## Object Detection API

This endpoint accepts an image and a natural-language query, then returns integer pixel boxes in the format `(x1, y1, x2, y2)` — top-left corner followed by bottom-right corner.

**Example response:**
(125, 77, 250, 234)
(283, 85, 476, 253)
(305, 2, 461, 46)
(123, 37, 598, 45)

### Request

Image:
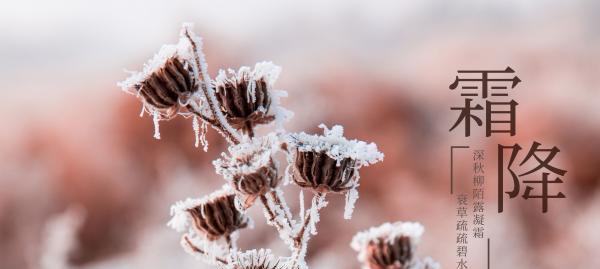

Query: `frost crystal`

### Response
(287, 124, 383, 167)
(229, 248, 290, 269)
(182, 233, 230, 266)
(344, 186, 359, 220)
(192, 115, 209, 151)
(152, 110, 161, 139)
(213, 133, 280, 181)
(214, 61, 292, 134)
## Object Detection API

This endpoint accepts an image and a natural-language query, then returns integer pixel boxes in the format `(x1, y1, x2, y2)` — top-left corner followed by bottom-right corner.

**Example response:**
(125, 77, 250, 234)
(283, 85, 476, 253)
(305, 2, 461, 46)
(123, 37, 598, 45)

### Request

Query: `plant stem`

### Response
(182, 235, 228, 265)
(259, 194, 287, 232)
(269, 189, 294, 230)
(183, 29, 241, 145)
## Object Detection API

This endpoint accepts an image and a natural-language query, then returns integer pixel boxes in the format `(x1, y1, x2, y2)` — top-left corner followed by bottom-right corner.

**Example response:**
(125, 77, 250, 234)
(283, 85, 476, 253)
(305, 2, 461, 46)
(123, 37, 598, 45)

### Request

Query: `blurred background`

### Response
(1, 0, 599, 268)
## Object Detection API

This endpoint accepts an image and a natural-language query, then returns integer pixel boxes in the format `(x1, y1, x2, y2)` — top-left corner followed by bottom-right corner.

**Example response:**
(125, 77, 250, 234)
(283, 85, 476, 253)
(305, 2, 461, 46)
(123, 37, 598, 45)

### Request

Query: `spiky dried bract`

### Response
(214, 62, 285, 135)
(188, 194, 248, 241)
(293, 150, 356, 193)
(228, 249, 293, 269)
(351, 222, 438, 269)
(168, 186, 249, 240)
(214, 134, 282, 208)
(286, 124, 383, 194)
(118, 41, 197, 118)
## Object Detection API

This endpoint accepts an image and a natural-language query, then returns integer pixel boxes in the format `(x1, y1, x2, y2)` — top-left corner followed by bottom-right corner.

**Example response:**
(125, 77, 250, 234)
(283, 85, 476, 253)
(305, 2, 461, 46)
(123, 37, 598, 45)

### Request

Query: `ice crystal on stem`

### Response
(228, 249, 294, 269)
(351, 222, 440, 269)
(119, 23, 390, 269)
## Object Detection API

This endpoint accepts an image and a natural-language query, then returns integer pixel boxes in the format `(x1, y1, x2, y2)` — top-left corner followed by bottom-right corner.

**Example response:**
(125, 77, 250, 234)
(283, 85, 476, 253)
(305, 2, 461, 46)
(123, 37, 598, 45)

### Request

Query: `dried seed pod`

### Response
(119, 41, 199, 118)
(167, 186, 249, 240)
(292, 150, 356, 193)
(286, 124, 383, 194)
(231, 160, 280, 203)
(352, 222, 434, 269)
(214, 134, 281, 208)
(365, 236, 413, 269)
(187, 193, 248, 240)
(134, 57, 196, 112)
(214, 63, 283, 135)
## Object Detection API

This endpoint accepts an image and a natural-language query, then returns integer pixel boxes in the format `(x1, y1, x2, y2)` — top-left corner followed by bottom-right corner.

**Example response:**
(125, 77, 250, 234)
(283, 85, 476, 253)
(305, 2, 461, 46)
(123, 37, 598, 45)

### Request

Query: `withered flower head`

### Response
(168, 186, 249, 241)
(214, 62, 291, 136)
(286, 124, 383, 194)
(118, 35, 199, 118)
(214, 134, 281, 208)
(351, 222, 439, 269)
(228, 249, 293, 269)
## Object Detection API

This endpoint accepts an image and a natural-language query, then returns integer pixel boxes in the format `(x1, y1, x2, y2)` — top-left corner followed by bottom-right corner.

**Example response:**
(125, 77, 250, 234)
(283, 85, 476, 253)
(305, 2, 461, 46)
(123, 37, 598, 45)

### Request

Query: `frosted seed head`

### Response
(118, 44, 198, 119)
(168, 185, 249, 240)
(214, 134, 281, 208)
(351, 222, 425, 269)
(286, 124, 384, 169)
(292, 150, 357, 194)
(286, 124, 383, 194)
(213, 62, 289, 135)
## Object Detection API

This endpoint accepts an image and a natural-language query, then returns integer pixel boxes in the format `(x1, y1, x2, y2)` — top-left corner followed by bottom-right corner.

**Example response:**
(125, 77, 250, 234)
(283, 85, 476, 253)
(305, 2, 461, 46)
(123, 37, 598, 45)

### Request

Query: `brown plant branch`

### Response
(182, 235, 229, 266)
(183, 29, 241, 145)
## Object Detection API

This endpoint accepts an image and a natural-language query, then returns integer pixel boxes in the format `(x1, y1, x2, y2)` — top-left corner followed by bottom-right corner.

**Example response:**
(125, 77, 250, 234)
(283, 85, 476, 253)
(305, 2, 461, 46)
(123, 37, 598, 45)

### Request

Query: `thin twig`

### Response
(259, 194, 286, 232)
(290, 192, 326, 268)
(186, 103, 243, 144)
(269, 189, 294, 230)
(183, 235, 229, 265)
(183, 30, 240, 144)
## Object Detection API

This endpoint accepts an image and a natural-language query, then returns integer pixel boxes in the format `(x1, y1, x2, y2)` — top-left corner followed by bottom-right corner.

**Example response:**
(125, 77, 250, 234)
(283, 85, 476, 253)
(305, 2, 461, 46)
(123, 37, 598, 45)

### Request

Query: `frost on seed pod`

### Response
(214, 62, 292, 136)
(227, 249, 293, 269)
(286, 124, 383, 193)
(214, 134, 281, 208)
(168, 186, 249, 241)
(118, 38, 199, 118)
(351, 222, 439, 269)
(285, 124, 383, 219)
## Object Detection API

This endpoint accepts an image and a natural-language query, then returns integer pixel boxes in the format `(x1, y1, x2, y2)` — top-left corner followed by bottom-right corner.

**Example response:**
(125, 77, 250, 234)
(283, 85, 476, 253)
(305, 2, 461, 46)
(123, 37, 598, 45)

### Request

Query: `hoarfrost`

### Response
(344, 186, 359, 220)
(192, 115, 208, 151)
(181, 233, 229, 266)
(286, 124, 384, 167)
(351, 221, 425, 267)
(152, 110, 161, 139)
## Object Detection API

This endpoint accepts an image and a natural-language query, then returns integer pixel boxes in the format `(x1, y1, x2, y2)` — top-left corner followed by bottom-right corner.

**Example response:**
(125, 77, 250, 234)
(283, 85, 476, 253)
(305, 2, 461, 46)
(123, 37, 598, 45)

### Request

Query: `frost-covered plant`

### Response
(119, 23, 384, 269)
(351, 222, 440, 269)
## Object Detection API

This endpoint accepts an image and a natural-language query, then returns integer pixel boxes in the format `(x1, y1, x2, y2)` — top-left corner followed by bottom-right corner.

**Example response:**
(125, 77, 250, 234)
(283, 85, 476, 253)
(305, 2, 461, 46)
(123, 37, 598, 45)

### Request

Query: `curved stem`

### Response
(187, 103, 240, 144)
(183, 29, 241, 145)
(182, 235, 229, 265)
(290, 192, 327, 268)
(259, 194, 286, 232)
(269, 189, 294, 230)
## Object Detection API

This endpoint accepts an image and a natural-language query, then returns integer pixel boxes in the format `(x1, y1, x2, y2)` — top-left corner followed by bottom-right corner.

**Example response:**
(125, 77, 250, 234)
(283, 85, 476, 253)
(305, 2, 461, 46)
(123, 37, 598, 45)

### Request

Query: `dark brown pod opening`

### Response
(292, 150, 356, 193)
(215, 78, 275, 135)
(135, 57, 196, 111)
(187, 194, 247, 241)
(231, 160, 280, 208)
(366, 236, 413, 269)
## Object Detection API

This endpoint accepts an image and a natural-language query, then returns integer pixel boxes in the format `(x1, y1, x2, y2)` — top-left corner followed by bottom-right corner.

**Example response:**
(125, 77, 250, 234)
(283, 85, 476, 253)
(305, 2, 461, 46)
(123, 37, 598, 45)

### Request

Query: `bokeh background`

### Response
(1, 1, 599, 268)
